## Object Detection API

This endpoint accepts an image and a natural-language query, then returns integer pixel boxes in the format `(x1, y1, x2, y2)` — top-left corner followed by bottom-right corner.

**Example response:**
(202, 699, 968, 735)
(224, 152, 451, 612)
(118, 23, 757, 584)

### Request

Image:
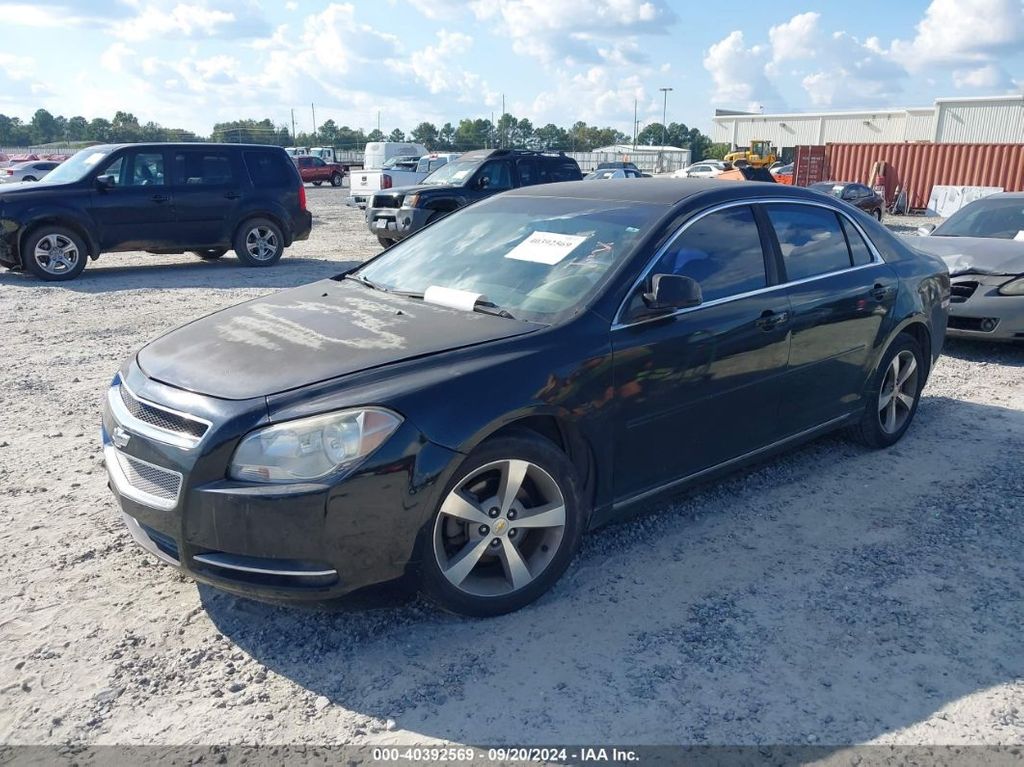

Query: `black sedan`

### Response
(102, 180, 949, 616)
(810, 181, 885, 221)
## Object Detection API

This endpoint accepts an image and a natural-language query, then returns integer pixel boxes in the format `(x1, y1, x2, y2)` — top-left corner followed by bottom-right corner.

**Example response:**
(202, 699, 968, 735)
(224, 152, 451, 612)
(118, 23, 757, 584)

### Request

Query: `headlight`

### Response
(402, 193, 419, 208)
(229, 408, 402, 483)
(998, 277, 1024, 296)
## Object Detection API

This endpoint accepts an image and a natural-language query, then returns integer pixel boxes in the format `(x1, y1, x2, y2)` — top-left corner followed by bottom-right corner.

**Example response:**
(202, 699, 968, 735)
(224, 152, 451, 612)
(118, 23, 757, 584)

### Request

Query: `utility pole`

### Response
(501, 93, 505, 148)
(632, 98, 638, 150)
(659, 87, 673, 147)
(310, 103, 317, 143)
(290, 109, 295, 143)
(377, 110, 381, 136)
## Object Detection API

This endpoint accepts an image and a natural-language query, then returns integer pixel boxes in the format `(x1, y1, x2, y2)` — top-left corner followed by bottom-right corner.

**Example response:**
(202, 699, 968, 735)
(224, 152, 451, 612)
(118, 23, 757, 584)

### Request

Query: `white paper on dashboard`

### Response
(1014, 230, 1024, 242)
(423, 285, 485, 312)
(505, 231, 588, 265)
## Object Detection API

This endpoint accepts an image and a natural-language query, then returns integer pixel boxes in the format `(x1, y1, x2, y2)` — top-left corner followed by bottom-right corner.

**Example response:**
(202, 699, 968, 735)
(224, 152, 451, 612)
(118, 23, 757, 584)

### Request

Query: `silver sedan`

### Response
(1, 161, 60, 183)
(909, 192, 1024, 341)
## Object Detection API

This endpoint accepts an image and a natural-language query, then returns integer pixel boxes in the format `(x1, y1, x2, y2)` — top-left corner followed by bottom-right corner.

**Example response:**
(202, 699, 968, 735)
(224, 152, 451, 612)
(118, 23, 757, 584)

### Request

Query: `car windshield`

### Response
(420, 159, 481, 186)
(933, 198, 1024, 240)
(811, 183, 846, 197)
(354, 195, 665, 322)
(38, 146, 113, 185)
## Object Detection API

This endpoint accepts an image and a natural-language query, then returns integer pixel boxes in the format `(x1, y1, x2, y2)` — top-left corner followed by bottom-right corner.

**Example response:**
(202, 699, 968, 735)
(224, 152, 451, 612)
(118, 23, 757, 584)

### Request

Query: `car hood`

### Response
(137, 278, 540, 400)
(907, 235, 1024, 276)
(379, 182, 459, 196)
(0, 180, 61, 197)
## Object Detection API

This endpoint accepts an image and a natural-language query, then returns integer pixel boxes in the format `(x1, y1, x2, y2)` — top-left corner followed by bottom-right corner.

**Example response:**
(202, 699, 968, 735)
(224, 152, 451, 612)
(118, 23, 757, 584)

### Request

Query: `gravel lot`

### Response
(1, 187, 1022, 750)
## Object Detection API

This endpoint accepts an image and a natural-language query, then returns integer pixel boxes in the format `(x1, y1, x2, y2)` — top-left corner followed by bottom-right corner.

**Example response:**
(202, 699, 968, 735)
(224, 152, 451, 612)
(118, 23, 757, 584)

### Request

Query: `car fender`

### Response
(233, 200, 296, 245)
(422, 195, 466, 214)
(15, 203, 100, 263)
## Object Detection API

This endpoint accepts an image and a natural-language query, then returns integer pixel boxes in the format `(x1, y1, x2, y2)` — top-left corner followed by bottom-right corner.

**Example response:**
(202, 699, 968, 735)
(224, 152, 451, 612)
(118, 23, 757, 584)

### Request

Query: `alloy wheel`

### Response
(433, 459, 566, 597)
(244, 226, 279, 261)
(878, 350, 918, 434)
(33, 233, 80, 275)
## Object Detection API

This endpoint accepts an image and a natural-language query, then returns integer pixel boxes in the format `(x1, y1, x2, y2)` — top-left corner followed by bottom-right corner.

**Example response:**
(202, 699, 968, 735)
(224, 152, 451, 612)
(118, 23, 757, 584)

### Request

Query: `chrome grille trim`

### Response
(191, 553, 337, 578)
(104, 445, 182, 511)
(108, 381, 211, 450)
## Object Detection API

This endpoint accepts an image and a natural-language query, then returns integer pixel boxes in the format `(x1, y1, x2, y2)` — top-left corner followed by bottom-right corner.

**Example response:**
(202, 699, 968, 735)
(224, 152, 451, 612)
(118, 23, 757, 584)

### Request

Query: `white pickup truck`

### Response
(347, 152, 460, 208)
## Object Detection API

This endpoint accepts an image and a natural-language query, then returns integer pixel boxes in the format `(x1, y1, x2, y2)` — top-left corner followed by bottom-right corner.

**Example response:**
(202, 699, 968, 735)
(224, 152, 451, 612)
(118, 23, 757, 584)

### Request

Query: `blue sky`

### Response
(0, 0, 1020, 137)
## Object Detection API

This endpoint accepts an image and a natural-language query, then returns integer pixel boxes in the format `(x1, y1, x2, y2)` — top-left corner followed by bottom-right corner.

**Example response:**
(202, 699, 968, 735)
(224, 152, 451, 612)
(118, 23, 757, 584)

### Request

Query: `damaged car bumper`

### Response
(947, 274, 1024, 341)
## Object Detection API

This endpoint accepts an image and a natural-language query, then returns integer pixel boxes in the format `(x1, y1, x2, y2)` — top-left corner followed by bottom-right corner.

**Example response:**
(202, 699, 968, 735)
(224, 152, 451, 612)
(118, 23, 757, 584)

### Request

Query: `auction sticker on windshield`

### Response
(505, 231, 588, 265)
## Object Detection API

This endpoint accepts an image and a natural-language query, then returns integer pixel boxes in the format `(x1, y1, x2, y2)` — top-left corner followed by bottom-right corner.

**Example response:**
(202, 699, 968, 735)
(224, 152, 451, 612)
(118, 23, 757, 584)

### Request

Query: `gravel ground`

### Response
(1, 187, 1022, 749)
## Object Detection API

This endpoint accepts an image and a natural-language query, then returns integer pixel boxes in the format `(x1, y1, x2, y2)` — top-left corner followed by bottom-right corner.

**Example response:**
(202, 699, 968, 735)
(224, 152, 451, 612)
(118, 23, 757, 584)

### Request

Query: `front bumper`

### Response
(947, 275, 1024, 341)
(102, 366, 460, 602)
(364, 205, 431, 242)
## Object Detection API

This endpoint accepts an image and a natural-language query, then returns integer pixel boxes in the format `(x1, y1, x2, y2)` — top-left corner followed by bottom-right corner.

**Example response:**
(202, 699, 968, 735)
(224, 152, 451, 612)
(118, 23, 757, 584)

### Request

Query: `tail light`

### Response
(298, 182, 307, 211)
(4, 170, 12, 175)
(381, 174, 392, 190)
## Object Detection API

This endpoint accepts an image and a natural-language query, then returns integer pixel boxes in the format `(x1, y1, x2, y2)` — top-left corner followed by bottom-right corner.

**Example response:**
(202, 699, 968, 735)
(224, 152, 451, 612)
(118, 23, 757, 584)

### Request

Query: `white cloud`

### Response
(889, 0, 1024, 69)
(952, 64, 1015, 91)
(768, 12, 820, 67)
(702, 31, 782, 112)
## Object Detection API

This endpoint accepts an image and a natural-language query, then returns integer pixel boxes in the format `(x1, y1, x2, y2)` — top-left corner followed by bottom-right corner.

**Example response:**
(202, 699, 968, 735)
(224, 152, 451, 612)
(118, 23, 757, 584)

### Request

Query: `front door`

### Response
(762, 203, 899, 433)
(89, 149, 177, 251)
(168, 149, 243, 247)
(611, 204, 791, 501)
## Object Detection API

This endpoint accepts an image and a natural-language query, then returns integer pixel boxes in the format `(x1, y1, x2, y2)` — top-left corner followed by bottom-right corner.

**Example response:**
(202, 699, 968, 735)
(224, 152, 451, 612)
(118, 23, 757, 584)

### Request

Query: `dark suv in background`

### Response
(365, 149, 582, 246)
(0, 143, 312, 281)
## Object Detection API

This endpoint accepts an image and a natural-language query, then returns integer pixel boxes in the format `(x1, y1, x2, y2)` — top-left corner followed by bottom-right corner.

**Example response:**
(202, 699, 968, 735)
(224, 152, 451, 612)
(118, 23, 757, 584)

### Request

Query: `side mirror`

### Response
(916, 224, 936, 236)
(642, 274, 703, 313)
(96, 174, 116, 190)
(477, 176, 490, 190)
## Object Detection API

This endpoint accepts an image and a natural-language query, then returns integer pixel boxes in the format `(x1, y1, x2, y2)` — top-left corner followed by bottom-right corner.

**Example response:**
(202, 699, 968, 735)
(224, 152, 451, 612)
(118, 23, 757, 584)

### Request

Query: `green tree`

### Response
(87, 118, 112, 142)
(65, 116, 89, 141)
(410, 121, 438, 147)
(30, 108, 58, 143)
(438, 122, 455, 149)
(366, 128, 385, 142)
(387, 128, 406, 142)
(533, 123, 568, 149)
(319, 119, 340, 145)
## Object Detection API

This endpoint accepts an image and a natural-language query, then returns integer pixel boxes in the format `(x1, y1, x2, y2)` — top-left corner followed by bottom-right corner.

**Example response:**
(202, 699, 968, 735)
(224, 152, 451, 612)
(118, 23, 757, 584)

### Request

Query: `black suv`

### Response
(0, 143, 312, 281)
(365, 149, 582, 246)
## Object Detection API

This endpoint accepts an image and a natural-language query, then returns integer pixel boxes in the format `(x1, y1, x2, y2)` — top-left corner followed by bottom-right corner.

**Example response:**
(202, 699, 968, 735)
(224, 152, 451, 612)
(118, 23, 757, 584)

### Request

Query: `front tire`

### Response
(233, 218, 284, 267)
(421, 432, 584, 617)
(23, 226, 88, 281)
(376, 236, 394, 248)
(330, 173, 344, 187)
(848, 333, 925, 448)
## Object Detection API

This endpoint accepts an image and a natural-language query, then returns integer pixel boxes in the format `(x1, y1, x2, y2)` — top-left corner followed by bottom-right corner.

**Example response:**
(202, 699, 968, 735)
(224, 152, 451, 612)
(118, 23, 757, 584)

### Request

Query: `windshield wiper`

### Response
(474, 302, 516, 320)
(345, 273, 388, 292)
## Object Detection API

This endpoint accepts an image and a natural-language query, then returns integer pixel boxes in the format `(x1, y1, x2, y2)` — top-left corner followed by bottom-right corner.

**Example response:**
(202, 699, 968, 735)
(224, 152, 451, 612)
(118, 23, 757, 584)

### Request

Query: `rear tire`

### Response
(233, 218, 284, 267)
(376, 236, 394, 248)
(330, 173, 344, 187)
(421, 432, 584, 617)
(23, 225, 88, 281)
(23, 176, 37, 182)
(191, 248, 227, 260)
(847, 333, 925, 448)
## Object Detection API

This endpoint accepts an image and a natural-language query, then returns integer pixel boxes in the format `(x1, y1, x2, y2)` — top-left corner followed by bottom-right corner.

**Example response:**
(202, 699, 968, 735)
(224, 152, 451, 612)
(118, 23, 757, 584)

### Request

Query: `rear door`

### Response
(610, 204, 792, 501)
(89, 148, 177, 250)
(169, 148, 243, 246)
(764, 202, 898, 433)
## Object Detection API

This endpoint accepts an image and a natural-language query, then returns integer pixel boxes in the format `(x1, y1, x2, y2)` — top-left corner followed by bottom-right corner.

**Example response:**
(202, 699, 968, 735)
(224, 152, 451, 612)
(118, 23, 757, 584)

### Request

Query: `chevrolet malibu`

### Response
(103, 180, 949, 616)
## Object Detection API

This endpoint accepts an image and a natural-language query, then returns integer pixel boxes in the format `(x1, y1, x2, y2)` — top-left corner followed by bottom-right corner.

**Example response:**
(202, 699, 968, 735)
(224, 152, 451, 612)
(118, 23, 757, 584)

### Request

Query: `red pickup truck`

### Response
(292, 155, 346, 187)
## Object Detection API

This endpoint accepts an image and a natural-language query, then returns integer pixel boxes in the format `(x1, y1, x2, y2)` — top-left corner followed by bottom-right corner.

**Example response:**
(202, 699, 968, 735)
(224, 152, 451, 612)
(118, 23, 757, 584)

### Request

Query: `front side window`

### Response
(649, 205, 767, 302)
(130, 153, 164, 186)
(355, 196, 664, 321)
(98, 156, 126, 186)
(475, 160, 512, 191)
(766, 204, 852, 281)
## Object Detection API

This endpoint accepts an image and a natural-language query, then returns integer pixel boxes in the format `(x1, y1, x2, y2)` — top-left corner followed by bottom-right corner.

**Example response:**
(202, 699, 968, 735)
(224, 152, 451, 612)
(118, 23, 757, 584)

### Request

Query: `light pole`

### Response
(659, 87, 673, 147)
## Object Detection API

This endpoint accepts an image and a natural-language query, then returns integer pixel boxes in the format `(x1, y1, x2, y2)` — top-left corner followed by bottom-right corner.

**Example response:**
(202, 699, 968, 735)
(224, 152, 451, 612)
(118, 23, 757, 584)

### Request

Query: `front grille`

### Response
(372, 194, 402, 209)
(119, 385, 207, 439)
(949, 281, 979, 304)
(114, 450, 182, 503)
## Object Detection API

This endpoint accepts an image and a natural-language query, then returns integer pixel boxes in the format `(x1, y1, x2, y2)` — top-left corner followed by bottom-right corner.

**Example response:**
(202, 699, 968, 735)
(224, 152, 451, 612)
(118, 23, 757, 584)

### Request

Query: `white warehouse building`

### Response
(711, 94, 1024, 152)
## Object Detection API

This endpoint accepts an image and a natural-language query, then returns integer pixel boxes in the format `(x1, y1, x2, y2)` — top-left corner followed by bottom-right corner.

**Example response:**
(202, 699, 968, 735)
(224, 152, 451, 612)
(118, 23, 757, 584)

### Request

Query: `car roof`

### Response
(504, 177, 833, 206)
(85, 143, 287, 153)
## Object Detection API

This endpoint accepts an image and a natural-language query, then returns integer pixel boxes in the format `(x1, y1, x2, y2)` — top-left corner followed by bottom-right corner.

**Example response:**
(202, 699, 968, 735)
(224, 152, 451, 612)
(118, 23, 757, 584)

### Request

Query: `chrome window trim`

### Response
(108, 379, 211, 450)
(104, 445, 182, 511)
(612, 197, 886, 331)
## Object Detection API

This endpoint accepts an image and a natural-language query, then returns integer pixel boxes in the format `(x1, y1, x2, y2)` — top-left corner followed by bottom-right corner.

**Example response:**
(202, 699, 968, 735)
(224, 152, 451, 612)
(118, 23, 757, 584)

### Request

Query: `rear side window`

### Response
(766, 204, 852, 281)
(173, 151, 236, 185)
(546, 160, 581, 182)
(650, 205, 767, 302)
(244, 150, 294, 187)
(516, 157, 537, 186)
(840, 216, 874, 266)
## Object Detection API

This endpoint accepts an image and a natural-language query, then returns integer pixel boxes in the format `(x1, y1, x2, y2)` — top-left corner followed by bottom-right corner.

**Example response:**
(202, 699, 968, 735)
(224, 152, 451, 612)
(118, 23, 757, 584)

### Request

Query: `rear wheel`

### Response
(422, 432, 583, 617)
(376, 236, 394, 248)
(191, 248, 227, 260)
(330, 173, 344, 187)
(233, 218, 284, 267)
(848, 333, 925, 448)
(23, 226, 88, 281)
(22, 176, 37, 182)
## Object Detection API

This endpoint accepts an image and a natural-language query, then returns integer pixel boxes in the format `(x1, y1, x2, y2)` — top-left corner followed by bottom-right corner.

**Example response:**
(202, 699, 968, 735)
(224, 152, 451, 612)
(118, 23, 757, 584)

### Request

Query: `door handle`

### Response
(756, 309, 789, 331)
(223, 191, 241, 199)
(871, 282, 894, 301)
(150, 194, 170, 203)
